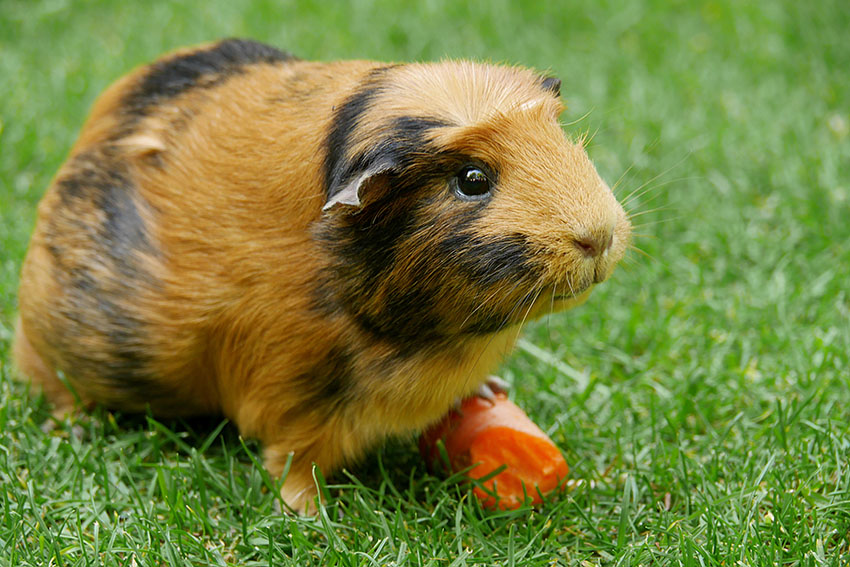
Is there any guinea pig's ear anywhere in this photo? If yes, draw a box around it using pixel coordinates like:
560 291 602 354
322 160 395 212
540 75 561 98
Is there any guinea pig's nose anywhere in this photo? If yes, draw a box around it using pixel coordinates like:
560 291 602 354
573 230 614 259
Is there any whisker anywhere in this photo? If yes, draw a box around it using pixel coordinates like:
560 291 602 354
630 216 685 229
511 283 547 346
565 273 577 299
622 175 699 210
622 181 669 210
459 276 546 391
624 183 673 210
624 192 662 215
459 279 524 329
627 205 676 219
628 245 658 263
583 126 600 148
619 155 690 207
547 282 556 348
617 257 639 273
561 107 595 128
611 163 636 194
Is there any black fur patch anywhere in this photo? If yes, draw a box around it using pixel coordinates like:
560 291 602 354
318 114 455 291
391 116 452 145
375 116 451 164
459 287 541 336
316 229 538 351
439 232 536 287
322 69 457 205
313 207 445 352
57 152 154 270
295 346 356 410
323 67 394 201
123 38 296 120
355 284 444 346
46 150 165 405
352 116 452 180
323 203 417 286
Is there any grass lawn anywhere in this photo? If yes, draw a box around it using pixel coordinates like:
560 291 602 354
2 0 849 565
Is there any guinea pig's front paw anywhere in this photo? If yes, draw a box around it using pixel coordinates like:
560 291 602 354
450 376 511 412
279 476 320 516
264 446 321 515
476 375 510 403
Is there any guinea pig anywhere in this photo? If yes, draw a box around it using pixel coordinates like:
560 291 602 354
13 38 631 512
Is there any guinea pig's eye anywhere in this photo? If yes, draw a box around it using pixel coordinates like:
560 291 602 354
452 166 492 200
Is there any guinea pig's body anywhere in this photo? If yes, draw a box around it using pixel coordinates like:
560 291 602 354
14 39 631 510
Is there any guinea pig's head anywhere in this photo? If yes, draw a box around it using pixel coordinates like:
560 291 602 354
317 61 631 349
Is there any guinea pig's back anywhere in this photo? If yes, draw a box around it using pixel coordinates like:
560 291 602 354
16 39 373 415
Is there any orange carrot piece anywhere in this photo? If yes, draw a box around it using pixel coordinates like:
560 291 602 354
420 392 569 509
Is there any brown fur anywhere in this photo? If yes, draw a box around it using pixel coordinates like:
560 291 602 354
14 39 631 511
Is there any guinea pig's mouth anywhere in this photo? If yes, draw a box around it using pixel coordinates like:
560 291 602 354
547 286 594 311
550 261 610 301
551 280 593 301
553 291 588 302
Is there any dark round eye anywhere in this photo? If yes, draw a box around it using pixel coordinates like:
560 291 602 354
453 166 492 200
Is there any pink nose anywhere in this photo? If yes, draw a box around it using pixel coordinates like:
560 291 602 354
573 230 613 258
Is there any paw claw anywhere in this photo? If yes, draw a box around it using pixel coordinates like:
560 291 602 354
477 383 497 402
486 375 510 393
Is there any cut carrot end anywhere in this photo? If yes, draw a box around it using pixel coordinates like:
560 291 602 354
420 393 569 509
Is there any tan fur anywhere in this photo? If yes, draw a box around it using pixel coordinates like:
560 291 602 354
14 40 631 512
